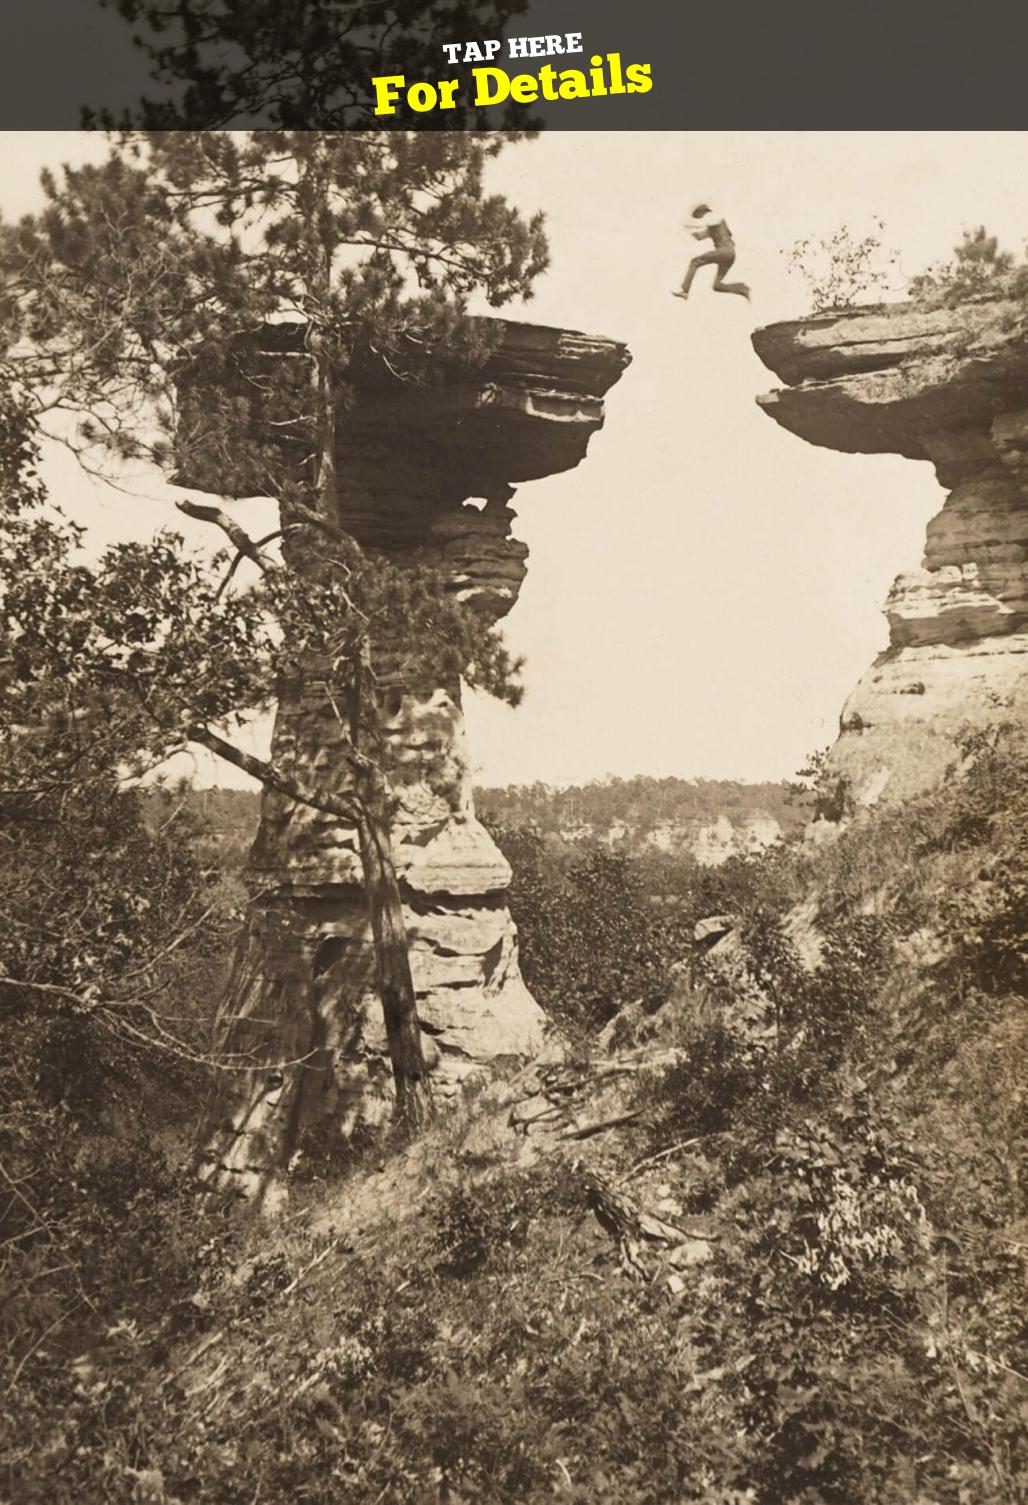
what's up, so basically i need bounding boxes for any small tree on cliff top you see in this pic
[787,221,1023,315]
[910,224,1018,302]
[784,219,900,314]
[0,132,547,1145]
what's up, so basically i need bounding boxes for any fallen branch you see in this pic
[541,1062,641,1097]
[184,1354,231,1399]
[161,1330,225,1390]
[281,1236,351,1298]
[559,1110,644,1142]
[583,1167,718,1283]
[624,1134,722,1180]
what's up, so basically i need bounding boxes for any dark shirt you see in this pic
[705,218,734,252]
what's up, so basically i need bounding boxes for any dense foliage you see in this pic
[482,827,695,1033]
[787,221,1028,314]
[0,390,241,1439]
[5,716,1024,1502]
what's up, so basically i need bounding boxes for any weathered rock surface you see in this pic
[690,813,783,865]
[754,294,1028,803]
[181,320,630,1200]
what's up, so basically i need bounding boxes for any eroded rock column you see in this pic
[184,320,630,1200]
[754,297,1028,805]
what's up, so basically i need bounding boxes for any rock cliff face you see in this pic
[754,296,1028,803]
[180,320,630,1200]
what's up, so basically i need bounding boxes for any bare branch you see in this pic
[184,723,362,825]
[0,975,315,1074]
[175,500,276,572]
[285,501,353,548]
[215,528,283,602]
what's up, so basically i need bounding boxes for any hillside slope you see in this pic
[9,728,1026,1504]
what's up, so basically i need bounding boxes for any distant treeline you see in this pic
[144,787,262,866]
[475,775,808,844]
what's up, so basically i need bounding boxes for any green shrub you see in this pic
[490,824,694,1034]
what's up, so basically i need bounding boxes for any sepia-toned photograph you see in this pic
[1,120,1026,1502]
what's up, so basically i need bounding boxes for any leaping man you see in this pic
[674,203,751,301]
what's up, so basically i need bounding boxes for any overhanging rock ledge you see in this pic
[753,294,1028,805]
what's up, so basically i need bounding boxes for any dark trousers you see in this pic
[680,247,749,298]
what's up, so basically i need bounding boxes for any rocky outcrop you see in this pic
[180,320,630,1201]
[754,295,1028,803]
[690,814,783,866]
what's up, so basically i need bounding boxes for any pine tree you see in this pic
[0,131,548,1194]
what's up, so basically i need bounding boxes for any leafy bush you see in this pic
[785,220,900,313]
[432,1163,581,1274]
[488,824,694,1034]
[0,393,240,1479]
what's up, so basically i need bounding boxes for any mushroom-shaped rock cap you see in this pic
[174,316,632,508]
[753,295,1028,466]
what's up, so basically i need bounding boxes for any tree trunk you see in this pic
[348,624,431,1127]
[302,138,429,1119]
[196,150,431,1203]
[355,784,433,1130]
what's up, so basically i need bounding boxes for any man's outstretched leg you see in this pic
[673,249,720,300]
[712,263,751,300]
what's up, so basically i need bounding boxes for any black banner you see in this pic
[2,0,1028,130]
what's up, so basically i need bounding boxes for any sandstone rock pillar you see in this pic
[753,296,1028,806]
[181,320,630,1201]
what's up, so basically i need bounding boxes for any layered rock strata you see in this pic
[754,296,1028,803]
[179,320,630,1199]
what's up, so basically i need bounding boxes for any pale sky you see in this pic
[4,131,1027,788]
